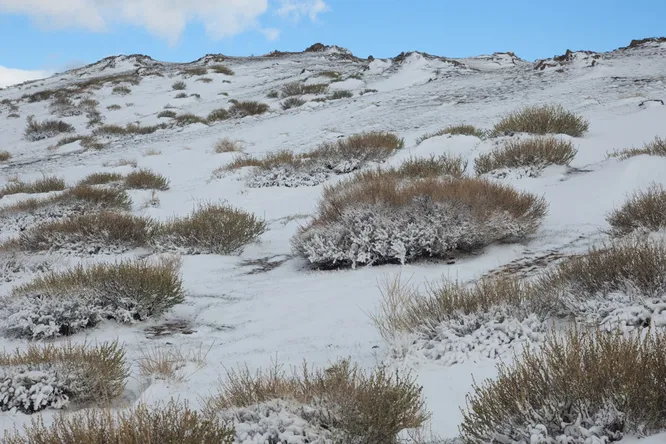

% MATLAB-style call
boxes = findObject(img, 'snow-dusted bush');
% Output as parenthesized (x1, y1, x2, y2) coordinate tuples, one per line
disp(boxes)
(154, 203, 266, 254)
(474, 136, 577, 176)
(0, 257, 184, 339)
(535, 239, 666, 331)
(0, 341, 127, 413)
(606, 183, 666, 236)
(293, 171, 547, 268)
(205, 359, 428, 444)
(0, 253, 52, 283)
(460, 327, 666, 443)
(280, 82, 329, 98)
(23, 115, 75, 141)
(0, 176, 65, 198)
(491, 104, 589, 137)
(416, 124, 485, 144)
(77, 172, 124, 186)
(124, 168, 170, 190)
(609, 135, 666, 159)
(228, 99, 269, 117)
(0, 150, 10, 162)
(3, 399, 233, 443)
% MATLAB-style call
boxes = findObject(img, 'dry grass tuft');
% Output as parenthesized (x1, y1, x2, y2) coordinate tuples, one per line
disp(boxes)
(207, 108, 230, 122)
(157, 110, 177, 118)
(124, 169, 170, 190)
(395, 154, 468, 179)
(195, 77, 213, 83)
(606, 183, 666, 236)
(77, 172, 124, 186)
(172, 81, 187, 90)
(104, 158, 137, 168)
(416, 124, 485, 144)
(205, 359, 428, 444)
(608, 136, 666, 159)
(179, 67, 208, 77)
(54, 134, 105, 150)
(174, 92, 188, 99)
(222, 149, 299, 171)
(0, 151, 10, 162)
(492, 104, 589, 137)
(280, 82, 329, 98)
(474, 136, 577, 175)
(328, 90, 353, 100)
(215, 138, 244, 153)
(106, 104, 122, 111)
(210, 65, 234, 75)
(0, 184, 131, 215)
(280, 97, 306, 110)
(0, 176, 65, 198)
(173, 113, 207, 126)
(460, 327, 666, 442)
(228, 100, 269, 117)
(24, 116, 75, 141)
(266, 90, 279, 98)
(111, 86, 131, 96)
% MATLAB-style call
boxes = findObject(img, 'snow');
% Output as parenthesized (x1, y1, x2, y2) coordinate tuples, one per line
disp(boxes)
(0, 41, 666, 442)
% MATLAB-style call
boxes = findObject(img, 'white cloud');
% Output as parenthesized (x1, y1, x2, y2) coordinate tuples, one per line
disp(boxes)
(261, 28, 281, 41)
(0, 66, 51, 88)
(0, 0, 329, 44)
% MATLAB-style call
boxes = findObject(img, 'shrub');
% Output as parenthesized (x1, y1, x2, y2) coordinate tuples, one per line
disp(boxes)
(24, 116, 75, 141)
(195, 77, 213, 83)
(63, 184, 132, 210)
(359, 88, 378, 95)
(228, 100, 269, 118)
(492, 104, 589, 137)
(172, 81, 187, 90)
(0, 342, 127, 412)
(157, 110, 177, 118)
(292, 173, 547, 268)
(1, 257, 183, 339)
(0, 151, 10, 162)
(207, 108, 230, 122)
(0, 176, 65, 198)
(173, 113, 207, 126)
(125, 123, 168, 135)
(179, 67, 208, 77)
(609, 136, 666, 159)
(328, 90, 353, 100)
(280, 82, 329, 98)
(210, 64, 235, 75)
(416, 124, 485, 144)
(606, 183, 666, 236)
(54, 134, 104, 150)
(7, 113, 19, 119)
(204, 359, 427, 444)
(318, 71, 341, 78)
(111, 86, 131, 96)
(77, 172, 124, 186)
(266, 90, 279, 98)
(48, 96, 82, 117)
(174, 92, 188, 99)
(2, 399, 234, 444)
(223, 150, 296, 171)
(474, 136, 577, 175)
(460, 327, 666, 443)
(124, 169, 170, 190)
(396, 154, 468, 179)
(92, 124, 126, 136)
(215, 138, 244, 153)
(106, 104, 122, 111)
(280, 97, 306, 110)
(154, 203, 266, 254)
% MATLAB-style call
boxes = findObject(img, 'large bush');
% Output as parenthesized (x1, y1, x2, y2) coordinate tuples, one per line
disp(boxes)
(606, 183, 666, 236)
(492, 104, 589, 137)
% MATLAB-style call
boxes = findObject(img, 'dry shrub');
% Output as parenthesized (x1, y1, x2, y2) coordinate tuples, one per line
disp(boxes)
(266, 90, 279, 98)
(157, 110, 177, 118)
(328, 90, 353, 100)
(179, 66, 208, 77)
(460, 327, 666, 442)
(315, 131, 404, 161)
(137, 345, 187, 381)
(104, 158, 137, 168)
(395, 154, 467, 179)
(0, 341, 127, 412)
(0, 176, 65, 198)
(609, 136, 666, 159)
(173, 113, 207, 126)
(2, 258, 184, 339)
(360, 88, 378, 95)
(24, 116, 75, 141)
(228, 100, 269, 117)
(205, 359, 427, 444)
(2, 399, 234, 444)
(416, 124, 485, 144)
(606, 183, 666, 236)
(211, 64, 235, 75)
(474, 136, 577, 175)
(319, 71, 341, 78)
(55, 134, 104, 150)
(492, 104, 589, 137)
(92, 124, 127, 136)
(280, 82, 329, 98)
(107, 104, 122, 111)
(207, 108, 230, 122)
(111, 85, 131, 96)
(77, 172, 124, 186)
(223, 149, 300, 171)
(124, 169, 170, 190)
(0, 151, 9, 162)
(280, 97, 306, 110)
(195, 77, 213, 83)
(155, 203, 266, 254)
(172, 81, 187, 90)
(0, 185, 131, 215)
(143, 148, 161, 156)
(215, 138, 244, 153)
(174, 92, 188, 99)
(293, 172, 547, 267)
(125, 122, 168, 135)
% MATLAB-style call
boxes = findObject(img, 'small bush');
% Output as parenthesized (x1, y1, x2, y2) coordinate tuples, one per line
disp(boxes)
(492, 104, 589, 137)
(0, 342, 127, 412)
(154, 203, 266, 254)
(607, 183, 666, 236)
(223, 150, 296, 171)
(124, 169, 170, 190)
(195, 77, 213, 83)
(266, 90, 279, 98)
(2, 399, 234, 444)
(228, 100, 269, 118)
(77, 172, 124, 186)
(174, 92, 188, 99)
(293, 173, 547, 268)
(609, 136, 666, 159)
(48, 96, 82, 117)
(157, 110, 177, 118)
(111, 85, 131, 96)
(416, 124, 485, 144)
(280, 82, 329, 98)
(318, 71, 341, 78)
(0, 151, 10, 162)
(210, 65, 235, 75)
(207, 108, 230, 122)
(280, 97, 306, 110)
(174, 113, 207, 126)
(54, 134, 103, 150)
(24, 116, 75, 141)
(172, 81, 187, 91)
(460, 327, 666, 442)
(0, 176, 65, 198)
(125, 123, 167, 135)
(7, 113, 20, 119)
(106, 104, 122, 111)
(205, 359, 427, 444)
(179, 66, 208, 77)
(215, 138, 244, 153)
(0, 185, 131, 215)
(474, 136, 577, 175)
(2, 258, 183, 339)
(92, 124, 127, 136)
(396, 154, 468, 179)
(328, 90, 353, 100)
(360, 88, 378, 95)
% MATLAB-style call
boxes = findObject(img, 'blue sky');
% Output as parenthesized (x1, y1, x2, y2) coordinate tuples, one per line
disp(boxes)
(0, 0, 664, 74)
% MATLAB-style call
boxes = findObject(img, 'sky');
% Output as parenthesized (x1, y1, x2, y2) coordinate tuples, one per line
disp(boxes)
(0, 0, 665, 87)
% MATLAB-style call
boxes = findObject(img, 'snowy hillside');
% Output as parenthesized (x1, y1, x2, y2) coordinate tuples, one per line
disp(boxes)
(1, 38, 666, 442)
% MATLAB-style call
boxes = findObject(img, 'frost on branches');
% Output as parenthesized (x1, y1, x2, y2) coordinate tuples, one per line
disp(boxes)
(0, 366, 75, 413)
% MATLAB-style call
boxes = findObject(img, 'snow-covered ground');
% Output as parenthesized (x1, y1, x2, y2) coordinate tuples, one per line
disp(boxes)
(1, 41, 666, 441)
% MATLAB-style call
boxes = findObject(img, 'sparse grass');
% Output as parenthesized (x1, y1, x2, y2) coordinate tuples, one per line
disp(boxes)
(280, 82, 329, 98)
(606, 183, 666, 236)
(106, 104, 122, 111)
(492, 104, 589, 137)
(223, 149, 299, 171)
(215, 138, 244, 153)
(2, 399, 234, 444)
(7, 113, 19, 119)
(77, 172, 124, 186)
(280, 97, 306, 110)
(104, 158, 137, 168)
(318, 71, 341, 78)
(137, 344, 187, 381)
(179, 66, 208, 77)
(92, 124, 127, 136)
(55, 134, 103, 150)
(210, 65, 235, 75)
(124, 169, 170, 190)
(174, 92, 188, 99)
(155, 203, 266, 254)
(0, 151, 10, 162)
(207, 108, 230, 122)
(0, 176, 65, 198)
(266, 90, 279, 98)
(144, 148, 162, 156)
(24, 115, 75, 141)
(474, 136, 577, 175)
(460, 327, 666, 442)
(111, 86, 132, 96)
(328, 90, 353, 100)
(608, 136, 666, 159)
(190, 93, 201, 99)
(396, 154, 468, 179)
(125, 123, 167, 135)
(157, 110, 177, 118)
(1, 185, 132, 215)
(204, 358, 427, 444)
(172, 81, 187, 91)
(416, 124, 485, 144)
(195, 77, 213, 83)
(228, 100, 269, 118)
(173, 113, 208, 126)
(360, 88, 378, 95)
